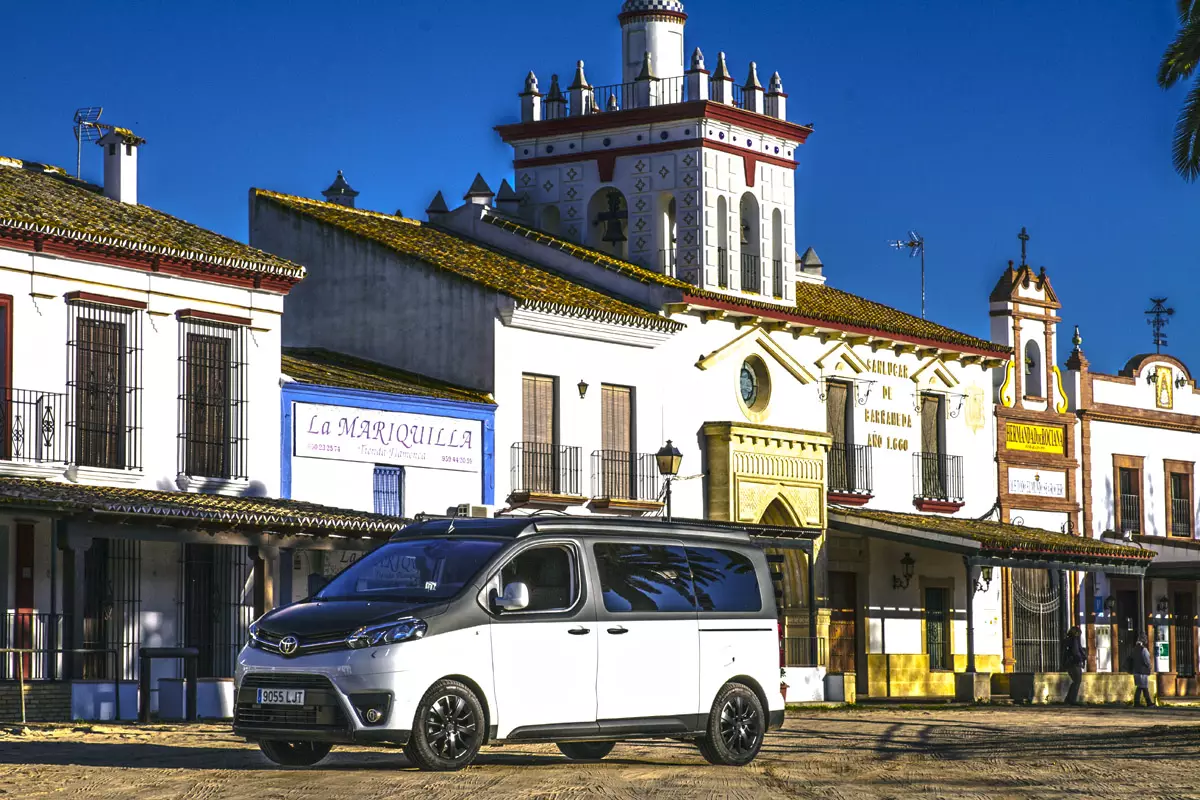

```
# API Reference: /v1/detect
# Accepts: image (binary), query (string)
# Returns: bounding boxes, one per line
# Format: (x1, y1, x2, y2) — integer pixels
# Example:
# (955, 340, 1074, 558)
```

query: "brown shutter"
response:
(522, 374, 555, 444)
(921, 394, 940, 454)
(826, 382, 848, 445)
(600, 385, 633, 499)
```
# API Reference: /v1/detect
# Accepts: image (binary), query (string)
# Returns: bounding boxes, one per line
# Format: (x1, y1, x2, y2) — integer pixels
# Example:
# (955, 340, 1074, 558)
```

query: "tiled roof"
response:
(0, 157, 304, 281)
(254, 190, 682, 333)
(283, 347, 494, 405)
(831, 508, 1152, 563)
(0, 477, 404, 536)
(483, 215, 1009, 355)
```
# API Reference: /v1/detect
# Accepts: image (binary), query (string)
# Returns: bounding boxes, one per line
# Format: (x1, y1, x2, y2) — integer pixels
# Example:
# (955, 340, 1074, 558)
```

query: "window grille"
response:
(67, 302, 142, 469)
(178, 543, 253, 679)
(178, 318, 248, 479)
(82, 538, 142, 680)
(373, 466, 404, 516)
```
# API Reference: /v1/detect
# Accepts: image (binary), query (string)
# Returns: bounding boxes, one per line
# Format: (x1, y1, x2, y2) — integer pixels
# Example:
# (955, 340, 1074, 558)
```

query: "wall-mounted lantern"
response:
(892, 552, 915, 590)
(577, 380, 589, 399)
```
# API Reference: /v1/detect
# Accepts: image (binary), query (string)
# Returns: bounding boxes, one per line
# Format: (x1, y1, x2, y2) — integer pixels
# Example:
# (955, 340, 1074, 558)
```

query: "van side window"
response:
(593, 543, 695, 613)
(499, 545, 577, 612)
(686, 547, 762, 613)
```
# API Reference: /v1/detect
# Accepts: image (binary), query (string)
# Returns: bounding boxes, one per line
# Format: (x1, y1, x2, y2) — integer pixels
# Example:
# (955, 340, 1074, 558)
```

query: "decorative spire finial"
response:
(1018, 226, 1030, 267)
(569, 60, 590, 90)
(690, 47, 705, 71)
(636, 51, 656, 81)
(769, 71, 783, 93)
(1072, 325, 1082, 348)
(744, 62, 762, 90)
(713, 51, 731, 81)
(523, 71, 539, 94)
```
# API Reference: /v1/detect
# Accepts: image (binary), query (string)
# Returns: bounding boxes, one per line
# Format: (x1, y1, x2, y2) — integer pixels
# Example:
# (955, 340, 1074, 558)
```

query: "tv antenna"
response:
(72, 107, 104, 178)
(1146, 297, 1175, 354)
(890, 231, 926, 319)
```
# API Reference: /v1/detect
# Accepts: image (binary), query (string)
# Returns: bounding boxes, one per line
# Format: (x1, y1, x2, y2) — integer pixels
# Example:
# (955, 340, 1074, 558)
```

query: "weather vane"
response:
(890, 231, 926, 319)
(1146, 297, 1175, 354)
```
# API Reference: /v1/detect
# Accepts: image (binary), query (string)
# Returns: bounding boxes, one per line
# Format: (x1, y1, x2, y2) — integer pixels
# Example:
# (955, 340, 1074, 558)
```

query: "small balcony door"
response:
(600, 384, 634, 499)
(521, 374, 558, 493)
(826, 380, 852, 491)
(919, 393, 946, 497)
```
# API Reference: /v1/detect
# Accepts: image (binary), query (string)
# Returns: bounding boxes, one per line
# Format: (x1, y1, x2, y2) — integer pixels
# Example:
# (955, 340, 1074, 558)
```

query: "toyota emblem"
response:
(279, 636, 299, 656)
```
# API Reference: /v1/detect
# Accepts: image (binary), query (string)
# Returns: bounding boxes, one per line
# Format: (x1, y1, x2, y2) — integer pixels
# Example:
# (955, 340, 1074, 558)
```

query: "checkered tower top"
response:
(621, 1, 685, 14)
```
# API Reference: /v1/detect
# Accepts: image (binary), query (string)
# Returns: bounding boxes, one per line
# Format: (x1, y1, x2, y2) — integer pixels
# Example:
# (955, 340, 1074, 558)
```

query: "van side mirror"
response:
(493, 582, 530, 613)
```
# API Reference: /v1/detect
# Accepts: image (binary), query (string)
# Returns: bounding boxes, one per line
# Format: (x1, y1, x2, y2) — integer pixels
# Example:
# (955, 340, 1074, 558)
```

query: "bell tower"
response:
(494, 1, 814, 307)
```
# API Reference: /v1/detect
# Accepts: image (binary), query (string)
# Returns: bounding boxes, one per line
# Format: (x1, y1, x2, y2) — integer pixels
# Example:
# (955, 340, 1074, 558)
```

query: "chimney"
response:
(322, 170, 359, 208)
(97, 127, 144, 205)
(426, 191, 450, 223)
(464, 174, 495, 207)
(799, 247, 823, 278)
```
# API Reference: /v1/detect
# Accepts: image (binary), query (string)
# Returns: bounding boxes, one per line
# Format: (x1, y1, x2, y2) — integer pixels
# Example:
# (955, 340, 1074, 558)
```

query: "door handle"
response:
(607, 626, 629, 635)
(568, 627, 591, 636)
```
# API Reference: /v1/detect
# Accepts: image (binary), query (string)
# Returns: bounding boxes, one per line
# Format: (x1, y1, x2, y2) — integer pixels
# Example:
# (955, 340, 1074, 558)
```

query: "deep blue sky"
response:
(6, 1, 1197, 374)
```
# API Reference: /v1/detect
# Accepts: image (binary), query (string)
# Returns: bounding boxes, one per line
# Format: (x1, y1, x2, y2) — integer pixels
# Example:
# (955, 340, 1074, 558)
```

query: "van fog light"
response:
(349, 692, 392, 726)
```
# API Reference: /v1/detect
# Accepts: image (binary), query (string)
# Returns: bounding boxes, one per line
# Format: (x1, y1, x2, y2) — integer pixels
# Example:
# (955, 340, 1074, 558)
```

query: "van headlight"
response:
(346, 618, 427, 649)
(247, 620, 263, 649)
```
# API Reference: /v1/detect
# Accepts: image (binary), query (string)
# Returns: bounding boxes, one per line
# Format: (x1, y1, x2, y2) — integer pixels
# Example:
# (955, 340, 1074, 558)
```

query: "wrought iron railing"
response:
(829, 443, 873, 497)
(772, 259, 784, 297)
(1118, 493, 1142, 535)
(741, 253, 761, 293)
(782, 635, 825, 668)
(717, 247, 729, 288)
(511, 442, 582, 497)
(590, 450, 660, 503)
(731, 84, 746, 109)
(569, 75, 689, 116)
(0, 388, 68, 464)
(912, 452, 964, 503)
(1177, 614, 1197, 678)
(0, 612, 66, 681)
(1172, 497, 1192, 537)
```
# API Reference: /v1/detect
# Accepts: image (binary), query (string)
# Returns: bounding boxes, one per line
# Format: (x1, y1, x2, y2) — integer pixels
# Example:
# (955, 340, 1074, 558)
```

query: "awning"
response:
(1125, 535, 1200, 579)
(829, 507, 1154, 575)
(0, 476, 405, 540)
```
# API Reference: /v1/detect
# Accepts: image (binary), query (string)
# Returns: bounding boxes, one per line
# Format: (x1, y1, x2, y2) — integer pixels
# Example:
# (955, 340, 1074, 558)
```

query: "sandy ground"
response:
(2, 705, 1200, 799)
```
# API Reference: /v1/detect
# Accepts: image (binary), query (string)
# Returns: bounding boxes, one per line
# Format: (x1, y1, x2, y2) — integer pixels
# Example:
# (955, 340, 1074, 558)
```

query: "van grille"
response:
(241, 673, 333, 689)
(235, 673, 348, 730)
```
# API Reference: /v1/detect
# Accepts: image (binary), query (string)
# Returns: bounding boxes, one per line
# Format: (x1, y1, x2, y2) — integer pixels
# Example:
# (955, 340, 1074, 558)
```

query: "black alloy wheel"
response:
(696, 682, 765, 766)
(407, 679, 486, 771)
(556, 741, 616, 761)
(259, 740, 333, 767)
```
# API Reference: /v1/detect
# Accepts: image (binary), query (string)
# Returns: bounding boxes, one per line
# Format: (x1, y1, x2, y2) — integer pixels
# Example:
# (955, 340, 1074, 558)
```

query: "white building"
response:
(0, 132, 400, 721)
(251, 0, 1147, 702)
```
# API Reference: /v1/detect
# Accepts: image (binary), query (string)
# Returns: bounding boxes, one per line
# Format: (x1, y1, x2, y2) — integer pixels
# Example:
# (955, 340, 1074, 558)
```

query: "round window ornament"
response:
(738, 356, 771, 420)
(740, 362, 758, 407)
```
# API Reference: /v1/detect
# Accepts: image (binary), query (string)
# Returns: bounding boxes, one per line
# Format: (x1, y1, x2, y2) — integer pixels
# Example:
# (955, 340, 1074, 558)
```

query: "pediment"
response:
(696, 326, 817, 385)
(814, 341, 869, 376)
(911, 356, 961, 390)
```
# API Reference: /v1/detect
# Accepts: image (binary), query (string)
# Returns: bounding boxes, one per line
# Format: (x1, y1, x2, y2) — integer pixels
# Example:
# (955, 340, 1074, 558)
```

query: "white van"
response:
(234, 517, 785, 771)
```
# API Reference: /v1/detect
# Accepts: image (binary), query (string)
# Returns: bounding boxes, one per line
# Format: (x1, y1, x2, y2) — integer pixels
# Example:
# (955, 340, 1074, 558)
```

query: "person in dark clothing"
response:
(1064, 626, 1086, 705)
(1132, 635, 1154, 708)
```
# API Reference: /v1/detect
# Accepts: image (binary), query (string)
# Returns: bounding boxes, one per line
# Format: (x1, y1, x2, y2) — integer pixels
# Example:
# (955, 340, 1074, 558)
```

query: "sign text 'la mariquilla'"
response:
(294, 403, 482, 473)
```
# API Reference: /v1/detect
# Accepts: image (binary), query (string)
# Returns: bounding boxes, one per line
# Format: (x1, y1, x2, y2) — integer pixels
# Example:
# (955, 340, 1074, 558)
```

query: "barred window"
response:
(178, 317, 247, 479)
(373, 465, 404, 516)
(67, 301, 142, 470)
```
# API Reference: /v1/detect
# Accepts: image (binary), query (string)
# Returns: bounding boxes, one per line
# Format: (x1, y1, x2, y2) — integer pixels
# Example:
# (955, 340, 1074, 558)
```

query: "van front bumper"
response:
(234, 724, 411, 746)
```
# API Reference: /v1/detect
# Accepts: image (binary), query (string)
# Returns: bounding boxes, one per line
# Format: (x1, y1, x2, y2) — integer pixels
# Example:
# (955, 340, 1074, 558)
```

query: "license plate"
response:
(256, 688, 306, 706)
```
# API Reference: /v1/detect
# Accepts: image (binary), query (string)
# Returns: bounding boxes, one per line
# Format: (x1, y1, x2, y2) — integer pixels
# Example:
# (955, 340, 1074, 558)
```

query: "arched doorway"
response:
(759, 497, 814, 667)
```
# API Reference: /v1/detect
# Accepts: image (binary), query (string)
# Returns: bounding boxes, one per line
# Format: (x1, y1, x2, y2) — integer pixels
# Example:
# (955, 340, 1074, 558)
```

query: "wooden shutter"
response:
(522, 375, 555, 444)
(600, 385, 633, 499)
(826, 382, 848, 445)
(920, 394, 941, 455)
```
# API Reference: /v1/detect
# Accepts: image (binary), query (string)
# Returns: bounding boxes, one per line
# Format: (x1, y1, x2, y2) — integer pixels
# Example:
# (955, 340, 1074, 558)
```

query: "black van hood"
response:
(258, 599, 447, 639)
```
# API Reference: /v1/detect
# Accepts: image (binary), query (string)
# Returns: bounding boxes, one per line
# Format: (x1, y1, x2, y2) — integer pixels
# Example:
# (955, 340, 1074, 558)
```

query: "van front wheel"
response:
(556, 741, 615, 761)
(696, 682, 765, 767)
(406, 679, 486, 772)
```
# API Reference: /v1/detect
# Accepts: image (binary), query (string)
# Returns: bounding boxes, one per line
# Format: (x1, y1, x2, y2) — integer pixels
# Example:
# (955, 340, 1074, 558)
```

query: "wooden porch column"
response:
(964, 558, 977, 673)
(254, 547, 279, 618)
(56, 523, 90, 680)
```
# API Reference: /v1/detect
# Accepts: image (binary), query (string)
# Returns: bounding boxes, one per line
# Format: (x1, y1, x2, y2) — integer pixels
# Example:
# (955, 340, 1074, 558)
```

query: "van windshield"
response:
(315, 538, 506, 602)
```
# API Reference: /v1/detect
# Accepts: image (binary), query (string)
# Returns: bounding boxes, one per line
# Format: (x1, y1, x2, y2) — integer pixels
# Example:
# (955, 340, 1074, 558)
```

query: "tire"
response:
(259, 740, 333, 767)
(406, 679, 486, 772)
(695, 682, 765, 767)
(556, 741, 616, 761)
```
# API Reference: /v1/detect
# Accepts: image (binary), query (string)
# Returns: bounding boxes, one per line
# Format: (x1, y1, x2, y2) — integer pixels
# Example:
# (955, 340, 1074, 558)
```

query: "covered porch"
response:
(829, 508, 1154, 702)
(0, 477, 402, 721)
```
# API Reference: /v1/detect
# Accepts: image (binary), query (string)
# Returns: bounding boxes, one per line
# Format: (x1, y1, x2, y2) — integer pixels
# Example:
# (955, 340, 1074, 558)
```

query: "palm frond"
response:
(1182, 0, 1199, 23)
(1172, 79, 1200, 181)
(1158, 16, 1200, 88)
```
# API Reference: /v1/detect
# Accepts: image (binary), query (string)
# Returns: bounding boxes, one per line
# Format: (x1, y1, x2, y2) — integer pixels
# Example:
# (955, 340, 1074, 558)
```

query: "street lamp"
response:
(655, 440, 683, 522)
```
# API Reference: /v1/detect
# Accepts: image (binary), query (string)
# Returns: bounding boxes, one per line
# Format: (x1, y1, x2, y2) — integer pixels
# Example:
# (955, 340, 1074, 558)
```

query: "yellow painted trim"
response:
(999, 360, 1015, 408)
(1052, 366, 1068, 413)
(910, 355, 961, 389)
(814, 340, 869, 375)
(695, 325, 817, 385)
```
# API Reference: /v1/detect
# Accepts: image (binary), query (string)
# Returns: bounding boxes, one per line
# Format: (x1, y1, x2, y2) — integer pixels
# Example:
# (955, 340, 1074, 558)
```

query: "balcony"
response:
(1119, 493, 1142, 535)
(740, 253, 761, 294)
(772, 259, 784, 298)
(912, 452, 965, 513)
(589, 450, 662, 512)
(509, 442, 584, 506)
(717, 247, 729, 288)
(0, 388, 68, 469)
(1171, 496, 1192, 538)
(828, 443, 873, 506)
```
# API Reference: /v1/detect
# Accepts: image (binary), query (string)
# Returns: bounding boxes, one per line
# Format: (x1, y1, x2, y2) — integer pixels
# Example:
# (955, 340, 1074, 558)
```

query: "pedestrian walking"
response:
(1132, 636, 1154, 708)
(1063, 626, 1085, 705)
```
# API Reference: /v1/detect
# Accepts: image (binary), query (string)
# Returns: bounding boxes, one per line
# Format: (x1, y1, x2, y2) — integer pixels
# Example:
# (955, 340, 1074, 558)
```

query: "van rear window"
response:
(686, 547, 762, 613)
(593, 543, 695, 613)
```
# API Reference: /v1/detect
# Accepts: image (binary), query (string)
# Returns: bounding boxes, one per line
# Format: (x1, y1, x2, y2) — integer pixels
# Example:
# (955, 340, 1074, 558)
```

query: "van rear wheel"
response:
(696, 682, 765, 767)
(406, 679, 486, 772)
(556, 741, 615, 761)
(259, 740, 332, 767)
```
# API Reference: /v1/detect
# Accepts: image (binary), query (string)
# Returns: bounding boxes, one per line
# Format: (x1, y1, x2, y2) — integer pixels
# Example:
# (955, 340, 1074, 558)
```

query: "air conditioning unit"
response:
(453, 504, 491, 519)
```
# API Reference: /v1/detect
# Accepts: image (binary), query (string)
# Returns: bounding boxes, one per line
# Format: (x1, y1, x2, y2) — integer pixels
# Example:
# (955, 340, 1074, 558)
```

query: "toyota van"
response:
(234, 516, 785, 771)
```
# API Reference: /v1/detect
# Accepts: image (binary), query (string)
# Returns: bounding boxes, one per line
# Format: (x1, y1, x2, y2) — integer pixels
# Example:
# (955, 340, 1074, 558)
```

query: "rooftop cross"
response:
(1018, 227, 1030, 267)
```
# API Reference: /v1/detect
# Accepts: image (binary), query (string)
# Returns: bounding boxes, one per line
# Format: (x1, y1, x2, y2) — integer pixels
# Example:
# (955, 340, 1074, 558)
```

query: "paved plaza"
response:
(3, 705, 1200, 799)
